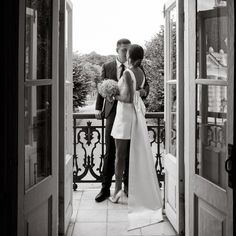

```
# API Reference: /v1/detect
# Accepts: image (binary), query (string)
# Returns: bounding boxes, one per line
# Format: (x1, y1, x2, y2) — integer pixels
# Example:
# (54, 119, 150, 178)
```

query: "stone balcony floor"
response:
(66, 183, 177, 236)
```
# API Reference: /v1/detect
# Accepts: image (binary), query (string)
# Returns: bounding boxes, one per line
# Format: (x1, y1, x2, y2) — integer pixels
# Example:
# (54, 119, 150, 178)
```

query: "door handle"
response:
(226, 144, 235, 189)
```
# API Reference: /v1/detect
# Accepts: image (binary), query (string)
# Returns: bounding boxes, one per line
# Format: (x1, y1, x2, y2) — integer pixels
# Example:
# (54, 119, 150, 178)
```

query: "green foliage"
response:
(73, 51, 115, 67)
(143, 26, 165, 112)
(72, 25, 176, 113)
(73, 52, 115, 110)
(73, 61, 91, 109)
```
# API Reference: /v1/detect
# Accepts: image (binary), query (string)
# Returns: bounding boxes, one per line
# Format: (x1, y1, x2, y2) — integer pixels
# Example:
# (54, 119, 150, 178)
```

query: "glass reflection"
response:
(170, 7, 176, 80)
(24, 85, 52, 190)
(169, 85, 177, 156)
(196, 0, 227, 80)
(25, 0, 52, 80)
(196, 84, 227, 189)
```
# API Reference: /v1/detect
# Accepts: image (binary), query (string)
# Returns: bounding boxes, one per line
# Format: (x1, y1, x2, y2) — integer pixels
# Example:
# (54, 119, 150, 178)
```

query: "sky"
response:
(71, 0, 166, 55)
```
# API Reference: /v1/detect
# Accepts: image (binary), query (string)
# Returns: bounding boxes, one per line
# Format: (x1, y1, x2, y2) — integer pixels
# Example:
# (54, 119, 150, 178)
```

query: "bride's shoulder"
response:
(123, 69, 132, 77)
(123, 70, 133, 83)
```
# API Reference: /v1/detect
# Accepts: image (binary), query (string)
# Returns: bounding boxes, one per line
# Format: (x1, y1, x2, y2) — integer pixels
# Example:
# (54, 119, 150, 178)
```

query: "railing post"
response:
(73, 116, 78, 190)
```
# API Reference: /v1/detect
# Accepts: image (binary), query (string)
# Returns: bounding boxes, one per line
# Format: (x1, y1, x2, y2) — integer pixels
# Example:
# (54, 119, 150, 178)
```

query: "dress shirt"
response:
(116, 58, 128, 80)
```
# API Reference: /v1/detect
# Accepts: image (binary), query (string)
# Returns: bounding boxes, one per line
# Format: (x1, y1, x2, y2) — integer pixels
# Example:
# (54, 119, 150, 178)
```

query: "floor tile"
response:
(76, 209, 107, 222)
(73, 190, 83, 200)
(107, 222, 141, 236)
(79, 198, 108, 209)
(73, 222, 106, 236)
(78, 183, 102, 190)
(141, 220, 177, 236)
(70, 188, 177, 236)
(107, 198, 128, 210)
(71, 200, 80, 222)
(81, 189, 100, 200)
(107, 209, 128, 222)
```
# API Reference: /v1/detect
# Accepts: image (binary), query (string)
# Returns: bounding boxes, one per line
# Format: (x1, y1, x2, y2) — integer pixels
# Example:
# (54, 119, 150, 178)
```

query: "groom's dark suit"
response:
(95, 60, 149, 195)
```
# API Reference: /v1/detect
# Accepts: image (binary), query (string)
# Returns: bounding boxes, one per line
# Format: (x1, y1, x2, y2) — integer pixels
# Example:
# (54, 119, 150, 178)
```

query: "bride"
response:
(109, 44, 163, 230)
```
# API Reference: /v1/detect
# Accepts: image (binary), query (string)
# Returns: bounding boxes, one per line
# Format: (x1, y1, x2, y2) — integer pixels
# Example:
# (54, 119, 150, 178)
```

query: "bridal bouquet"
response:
(98, 79, 119, 102)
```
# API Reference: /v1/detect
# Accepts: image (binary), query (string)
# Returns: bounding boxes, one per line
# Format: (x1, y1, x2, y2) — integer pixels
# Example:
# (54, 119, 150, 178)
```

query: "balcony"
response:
(72, 112, 165, 191)
(69, 112, 177, 236)
(67, 187, 177, 236)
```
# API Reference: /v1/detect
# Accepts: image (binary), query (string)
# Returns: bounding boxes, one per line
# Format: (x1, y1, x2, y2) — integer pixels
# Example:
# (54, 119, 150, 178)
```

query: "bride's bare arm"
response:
(115, 71, 134, 103)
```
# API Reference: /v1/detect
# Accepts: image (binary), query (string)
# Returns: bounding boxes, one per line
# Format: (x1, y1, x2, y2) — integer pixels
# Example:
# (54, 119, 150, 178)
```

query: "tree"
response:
(73, 61, 92, 109)
(143, 26, 165, 112)
(72, 52, 115, 110)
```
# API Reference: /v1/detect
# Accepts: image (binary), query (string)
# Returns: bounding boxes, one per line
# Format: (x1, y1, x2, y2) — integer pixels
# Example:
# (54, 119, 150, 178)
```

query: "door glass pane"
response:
(25, 0, 52, 80)
(170, 7, 176, 80)
(65, 8, 73, 157)
(169, 84, 177, 156)
(196, 0, 227, 80)
(24, 85, 52, 190)
(196, 0, 228, 189)
(196, 84, 227, 188)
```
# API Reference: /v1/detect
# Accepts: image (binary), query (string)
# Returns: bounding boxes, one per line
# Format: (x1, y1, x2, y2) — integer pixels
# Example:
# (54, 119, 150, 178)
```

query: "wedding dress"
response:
(111, 68, 163, 230)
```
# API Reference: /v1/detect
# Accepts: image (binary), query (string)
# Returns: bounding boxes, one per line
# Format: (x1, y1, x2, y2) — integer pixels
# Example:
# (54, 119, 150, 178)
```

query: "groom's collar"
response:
(116, 58, 128, 68)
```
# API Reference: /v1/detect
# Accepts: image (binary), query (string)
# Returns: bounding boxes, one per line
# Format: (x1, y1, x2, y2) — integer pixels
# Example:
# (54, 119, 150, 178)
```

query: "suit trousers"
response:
(101, 106, 129, 192)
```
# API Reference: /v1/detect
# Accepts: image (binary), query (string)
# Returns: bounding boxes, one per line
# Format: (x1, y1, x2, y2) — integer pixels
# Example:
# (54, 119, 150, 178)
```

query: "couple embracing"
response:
(95, 38, 163, 230)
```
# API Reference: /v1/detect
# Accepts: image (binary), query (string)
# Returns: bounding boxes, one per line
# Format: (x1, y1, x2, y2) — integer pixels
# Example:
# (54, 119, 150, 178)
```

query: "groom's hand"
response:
(139, 89, 147, 98)
(95, 110, 103, 119)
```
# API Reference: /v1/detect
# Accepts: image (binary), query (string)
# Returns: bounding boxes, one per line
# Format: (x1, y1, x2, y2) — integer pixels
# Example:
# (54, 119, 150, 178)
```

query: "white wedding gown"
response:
(111, 68, 163, 230)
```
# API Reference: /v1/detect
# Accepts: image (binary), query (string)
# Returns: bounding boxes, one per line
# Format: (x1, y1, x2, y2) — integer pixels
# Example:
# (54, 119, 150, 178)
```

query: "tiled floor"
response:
(66, 185, 177, 236)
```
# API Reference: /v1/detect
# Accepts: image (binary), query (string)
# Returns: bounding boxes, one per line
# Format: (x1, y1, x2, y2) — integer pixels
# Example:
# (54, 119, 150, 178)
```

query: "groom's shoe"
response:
(124, 185, 128, 197)
(95, 189, 110, 202)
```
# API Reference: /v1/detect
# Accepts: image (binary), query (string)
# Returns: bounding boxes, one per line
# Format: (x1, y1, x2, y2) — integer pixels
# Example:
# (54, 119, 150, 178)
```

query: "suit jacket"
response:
(95, 60, 149, 118)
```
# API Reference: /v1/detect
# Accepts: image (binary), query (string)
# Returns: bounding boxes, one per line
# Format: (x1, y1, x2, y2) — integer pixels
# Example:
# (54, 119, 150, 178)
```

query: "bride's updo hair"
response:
(128, 44, 144, 67)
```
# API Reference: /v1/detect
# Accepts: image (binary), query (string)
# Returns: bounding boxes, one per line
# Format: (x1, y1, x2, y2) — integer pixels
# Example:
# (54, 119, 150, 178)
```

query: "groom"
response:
(95, 38, 149, 202)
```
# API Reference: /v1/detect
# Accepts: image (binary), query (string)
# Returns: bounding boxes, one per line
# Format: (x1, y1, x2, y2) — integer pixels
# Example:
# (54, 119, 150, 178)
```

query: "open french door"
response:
(184, 0, 234, 235)
(59, 0, 73, 234)
(18, 0, 60, 235)
(164, 0, 185, 234)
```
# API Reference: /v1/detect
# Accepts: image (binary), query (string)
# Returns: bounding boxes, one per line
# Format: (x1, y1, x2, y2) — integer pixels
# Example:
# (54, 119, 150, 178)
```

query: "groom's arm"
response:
(140, 66, 149, 99)
(95, 64, 106, 118)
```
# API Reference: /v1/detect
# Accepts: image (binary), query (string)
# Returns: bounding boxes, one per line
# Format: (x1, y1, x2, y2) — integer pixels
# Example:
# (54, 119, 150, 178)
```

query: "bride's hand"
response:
(106, 95, 114, 103)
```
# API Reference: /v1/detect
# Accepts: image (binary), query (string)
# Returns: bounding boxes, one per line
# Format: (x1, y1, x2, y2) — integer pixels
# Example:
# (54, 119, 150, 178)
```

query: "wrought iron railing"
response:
(73, 112, 165, 191)
(195, 111, 227, 174)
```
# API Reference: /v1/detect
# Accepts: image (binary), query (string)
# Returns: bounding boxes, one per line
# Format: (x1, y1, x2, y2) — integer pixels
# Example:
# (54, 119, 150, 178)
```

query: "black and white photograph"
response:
(3, 0, 235, 235)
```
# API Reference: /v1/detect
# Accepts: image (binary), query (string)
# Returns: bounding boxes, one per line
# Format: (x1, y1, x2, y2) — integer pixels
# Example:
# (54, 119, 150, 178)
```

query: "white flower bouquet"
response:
(98, 79, 119, 102)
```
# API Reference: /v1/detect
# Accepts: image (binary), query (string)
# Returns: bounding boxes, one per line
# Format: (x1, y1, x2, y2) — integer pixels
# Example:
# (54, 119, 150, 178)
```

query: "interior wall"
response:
(2, 0, 19, 235)
(233, 2, 236, 233)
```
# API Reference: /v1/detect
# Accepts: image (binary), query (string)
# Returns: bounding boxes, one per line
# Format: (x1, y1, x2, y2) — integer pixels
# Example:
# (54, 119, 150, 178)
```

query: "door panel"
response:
(164, 0, 184, 234)
(18, 0, 59, 235)
(59, 0, 73, 234)
(25, 197, 52, 235)
(197, 198, 225, 236)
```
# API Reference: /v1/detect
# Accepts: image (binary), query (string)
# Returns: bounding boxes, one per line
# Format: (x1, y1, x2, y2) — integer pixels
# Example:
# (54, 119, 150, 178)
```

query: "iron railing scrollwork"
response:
(195, 111, 227, 174)
(73, 112, 165, 191)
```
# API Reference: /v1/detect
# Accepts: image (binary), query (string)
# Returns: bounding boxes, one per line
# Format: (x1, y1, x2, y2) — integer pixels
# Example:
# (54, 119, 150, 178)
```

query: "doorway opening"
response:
(66, 0, 176, 235)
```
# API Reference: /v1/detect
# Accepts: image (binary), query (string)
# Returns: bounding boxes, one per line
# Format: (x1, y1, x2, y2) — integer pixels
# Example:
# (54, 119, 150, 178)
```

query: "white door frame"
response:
(59, 0, 73, 234)
(164, 0, 184, 233)
(184, 1, 196, 233)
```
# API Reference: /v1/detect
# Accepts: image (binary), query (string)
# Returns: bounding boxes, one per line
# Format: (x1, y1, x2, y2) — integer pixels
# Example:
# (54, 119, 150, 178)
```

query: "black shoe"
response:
(124, 186, 128, 197)
(95, 189, 110, 202)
